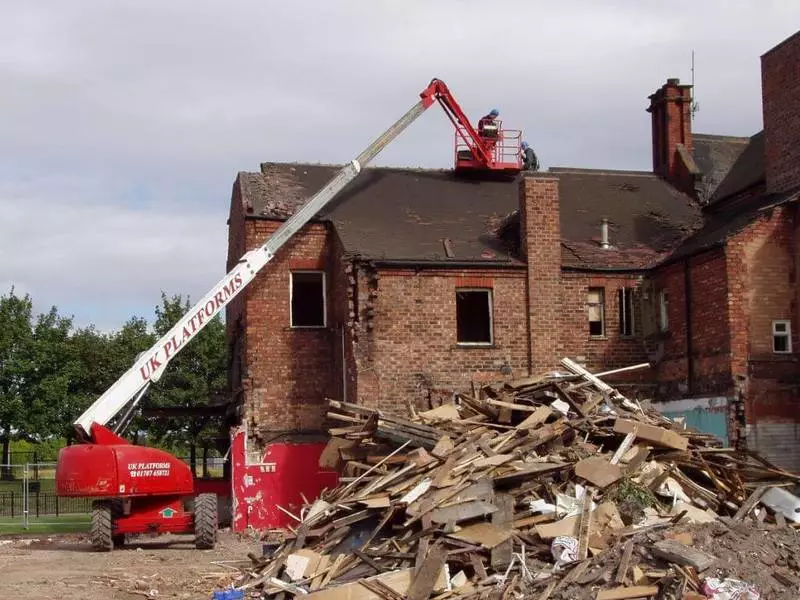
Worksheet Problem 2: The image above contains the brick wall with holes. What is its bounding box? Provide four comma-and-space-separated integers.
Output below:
228, 218, 341, 438
348, 267, 530, 414
559, 272, 652, 382
762, 31, 800, 193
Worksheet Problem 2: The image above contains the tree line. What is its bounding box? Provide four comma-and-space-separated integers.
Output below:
0, 287, 226, 475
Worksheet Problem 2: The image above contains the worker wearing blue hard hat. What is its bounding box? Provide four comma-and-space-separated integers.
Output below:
521, 140, 540, 171
478, 109, 500, 139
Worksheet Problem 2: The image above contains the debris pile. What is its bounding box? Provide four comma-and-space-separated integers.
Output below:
232, 359, 800, 599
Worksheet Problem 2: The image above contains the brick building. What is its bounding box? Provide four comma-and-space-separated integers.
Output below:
225, 30, 800, 529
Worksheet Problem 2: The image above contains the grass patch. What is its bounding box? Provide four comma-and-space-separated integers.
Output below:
0, 514, 90, 535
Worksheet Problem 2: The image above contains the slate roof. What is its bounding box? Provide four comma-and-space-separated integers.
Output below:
235, 163, 702, 270
692, 133, 750, 202
662, 186, 800, 265
707, 131, 765, 204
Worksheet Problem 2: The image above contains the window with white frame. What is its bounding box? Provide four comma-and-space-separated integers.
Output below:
290, 271, 326, 328
456, 289, 493, 345
658, 290, 669, 332
773, 320, 792, 353
618, 287, 635, 337
588, 288, 605, 337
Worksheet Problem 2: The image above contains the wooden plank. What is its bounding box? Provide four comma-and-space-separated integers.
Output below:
358, 495, 391, 509
418, 404, 460, 422
469, 553, 488, 580
624, 445, 650, 473
484, 397, 539, 412
610, 432, 637, 465
492, 462, 567, 486
615, 540, 634, 584
474, 454, 515, 469
305, 567, 445, 600
491, 493, 514, 568
650, 540, 716, 572
431, 499, 497, 524
595, 586, 659, 600
516, 406, 552, 430
319, 437, 357, 469
430, 435, 454, 459
447, 522, 513, 549
407, 544, 448, 600
613, 418, 688, 451
535, 503, 623, 540
414, 538, 429, 576
574, 457, 622, 489
577, 490, 593, 561
733, 485, 768, 521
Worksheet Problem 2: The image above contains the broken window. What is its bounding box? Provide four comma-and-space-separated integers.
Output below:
658, 290, 669, 332
773, 320, 792, 354
618, 287, 635, 337
290, 271, 326, 328
456, 289, 493, 345
588, 288, 605, 337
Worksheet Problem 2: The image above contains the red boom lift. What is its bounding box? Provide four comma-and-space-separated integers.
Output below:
56, 79, 523, 550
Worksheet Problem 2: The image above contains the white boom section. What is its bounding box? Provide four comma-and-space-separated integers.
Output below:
75, 98, 430, 438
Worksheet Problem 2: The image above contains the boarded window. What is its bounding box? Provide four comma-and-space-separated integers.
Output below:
588, 288, 605, 337
291, 271, 326, 327
456, 289, 493, 344
773, 320, 792, 353
618, 287, 635, 336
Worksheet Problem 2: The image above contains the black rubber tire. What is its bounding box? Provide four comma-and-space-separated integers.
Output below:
112, 534, 125, 547
194, 493, 218, 550
91, 500, 113, 552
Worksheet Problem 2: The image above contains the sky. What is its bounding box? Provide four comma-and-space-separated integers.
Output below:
1, 1, 799, 330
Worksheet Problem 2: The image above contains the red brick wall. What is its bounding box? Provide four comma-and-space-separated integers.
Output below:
559, 273, 650, 375
350, 267, 530, 413
649, 249, 733, 398
238, 219, 340, 437
762, 31, 800, 193
520, 176, 561, 372
226, 178, 248, 398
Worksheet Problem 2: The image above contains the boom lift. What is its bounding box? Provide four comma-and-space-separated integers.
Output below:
56, 79, 523, 550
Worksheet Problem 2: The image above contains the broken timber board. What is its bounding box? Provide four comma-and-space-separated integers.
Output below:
615, 540, 634, 584
595, 586, 659, 600
574, 456, 622, 489
517, 405, 553, 429
613, 418, 688, 451
431, 499, 497, 524
610, 432, 637, 465
448, 522, 513, 549
491, 493, 514, 569
733, 485, 768, 521
407, 544, 448, 600
651, 540, 716, 572
577, 488, 593, 561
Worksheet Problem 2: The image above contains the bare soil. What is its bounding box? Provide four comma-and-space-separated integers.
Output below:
0, 530, 262, 600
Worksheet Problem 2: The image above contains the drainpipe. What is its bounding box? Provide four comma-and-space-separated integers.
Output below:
341, 326, 347, 402
684, 259, 694, 393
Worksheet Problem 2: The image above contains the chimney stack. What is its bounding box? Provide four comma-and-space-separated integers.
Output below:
762, 31, 800, 193
647, 78, 693, 180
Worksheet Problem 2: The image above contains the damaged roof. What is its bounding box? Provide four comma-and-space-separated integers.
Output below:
692, 133, 751, 202
235, 163, 701, 269
662, 187, 800, 265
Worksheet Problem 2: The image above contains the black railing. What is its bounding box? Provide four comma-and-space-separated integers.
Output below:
0, 491, 93, 518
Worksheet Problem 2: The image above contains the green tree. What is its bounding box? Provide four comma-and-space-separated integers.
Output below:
0, 288, 73, 476
145, 293, 226, 474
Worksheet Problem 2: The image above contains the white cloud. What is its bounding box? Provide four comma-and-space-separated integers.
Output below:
1, 0, 799, 328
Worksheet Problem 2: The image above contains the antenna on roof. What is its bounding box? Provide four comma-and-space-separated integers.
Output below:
690, 50, 700, 120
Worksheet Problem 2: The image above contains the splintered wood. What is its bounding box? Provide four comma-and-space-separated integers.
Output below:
232, 359, 800, 599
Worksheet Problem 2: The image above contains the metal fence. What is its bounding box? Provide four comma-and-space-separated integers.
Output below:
0, 462, 93, 530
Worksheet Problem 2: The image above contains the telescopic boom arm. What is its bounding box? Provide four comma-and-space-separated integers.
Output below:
74, 79, 466, 439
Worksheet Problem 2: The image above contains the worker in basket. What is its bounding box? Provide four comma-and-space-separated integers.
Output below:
478, 109, 500, 160
521, 141, 539, 171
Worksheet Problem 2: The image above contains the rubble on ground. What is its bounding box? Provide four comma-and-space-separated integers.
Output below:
226, 358, 800, 599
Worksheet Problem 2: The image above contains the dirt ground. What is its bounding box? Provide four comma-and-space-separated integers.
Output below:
0, 530, 263, 600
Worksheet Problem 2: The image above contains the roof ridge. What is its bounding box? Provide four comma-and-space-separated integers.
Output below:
259, 161, 452, 174
548, 167, 657, 177
693, 133, 753, 143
